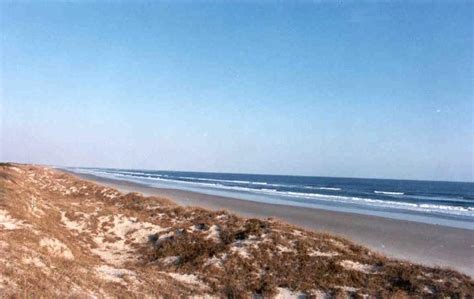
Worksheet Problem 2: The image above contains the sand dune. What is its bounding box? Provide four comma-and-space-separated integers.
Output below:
0, 163, 472, 297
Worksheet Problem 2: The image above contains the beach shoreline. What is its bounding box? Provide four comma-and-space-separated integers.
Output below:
69, 170, 474, 277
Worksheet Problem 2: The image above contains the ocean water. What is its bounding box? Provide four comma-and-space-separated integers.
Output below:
68, 167, 474, 230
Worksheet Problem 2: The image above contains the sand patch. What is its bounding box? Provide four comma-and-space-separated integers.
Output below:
205, 224, 220, 241
91, 214, 163, 265
275, 287, 308, 299
95, 265, 135, 283
167, 272, 202, 286
39, 237, 74, 260
60, 211, 88, 232
308, 249, 338, 257
203, 255, 223, 268
100, 188, 120, 199
277, 244, 294, 253
22, 256, 48, 270
340, 260, 377, 273
0, 210, 27, 230
160, 256, 179, 265
229, 244, 251, 258
10, 166, 23, 173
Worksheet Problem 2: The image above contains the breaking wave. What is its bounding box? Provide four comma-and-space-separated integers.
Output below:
69, 167, 474, 220
374, 191, 404, 195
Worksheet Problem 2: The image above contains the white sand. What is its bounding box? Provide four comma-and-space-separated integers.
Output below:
91, 214, 163, 265
340, 260, 377, 273
167, 272, 202, 285
0, 210, 27, 230
308, 249, 339, 257
95, 265, 135, 283
205, 225, 220, 240
275, 287, 310, 299
39, 237, 74, 260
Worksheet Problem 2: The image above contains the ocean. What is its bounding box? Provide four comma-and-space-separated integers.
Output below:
68, 167, 474, 230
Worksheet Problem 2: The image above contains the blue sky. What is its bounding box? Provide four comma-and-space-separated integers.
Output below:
1, 2, 473, 181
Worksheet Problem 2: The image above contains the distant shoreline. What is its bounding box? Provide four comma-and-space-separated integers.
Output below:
60, 165, 474, 184
68, 170, 474, 277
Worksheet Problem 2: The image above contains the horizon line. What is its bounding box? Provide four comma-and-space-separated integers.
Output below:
54, 163, 474, 184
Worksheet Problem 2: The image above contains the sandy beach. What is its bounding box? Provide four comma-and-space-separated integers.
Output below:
72, 171, 474, 277
2, 164, 473, 297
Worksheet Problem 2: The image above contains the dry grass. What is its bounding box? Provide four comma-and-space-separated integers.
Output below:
146, 210, 473, 298
0, 163, 473, 298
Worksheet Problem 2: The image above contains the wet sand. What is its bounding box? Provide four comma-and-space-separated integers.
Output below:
69, 171, 474, 277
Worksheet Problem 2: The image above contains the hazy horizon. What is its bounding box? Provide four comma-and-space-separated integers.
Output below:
1, 2, 473, 182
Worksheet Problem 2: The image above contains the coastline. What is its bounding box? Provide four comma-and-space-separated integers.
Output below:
4, 164, 473, 296
70, 171, 474, 277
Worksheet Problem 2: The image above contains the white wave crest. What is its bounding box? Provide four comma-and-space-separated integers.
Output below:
374, 191, 404, 195
68, 168, 474, 218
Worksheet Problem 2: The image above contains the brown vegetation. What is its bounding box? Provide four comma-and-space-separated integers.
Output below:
0, 163, 473, 298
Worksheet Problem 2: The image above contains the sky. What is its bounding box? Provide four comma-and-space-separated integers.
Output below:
1, 2, 473, 182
